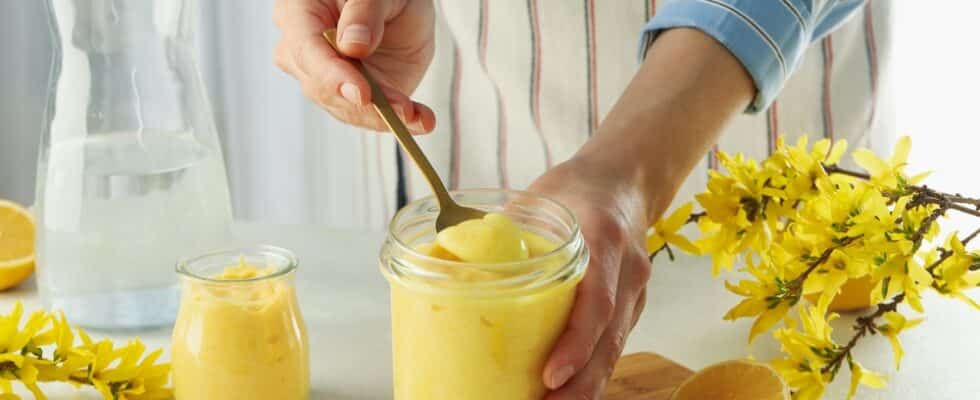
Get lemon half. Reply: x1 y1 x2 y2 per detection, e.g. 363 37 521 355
0 199 35 290
671 359 790 400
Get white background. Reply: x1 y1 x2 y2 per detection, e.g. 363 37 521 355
896 1 980 234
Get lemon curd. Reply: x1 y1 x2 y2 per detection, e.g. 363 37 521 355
382 192 588 400
172 247 309 400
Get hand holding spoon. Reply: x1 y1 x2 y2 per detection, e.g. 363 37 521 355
322 29 485 232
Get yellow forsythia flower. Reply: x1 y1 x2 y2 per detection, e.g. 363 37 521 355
0 303 171 400
933 234 980 310
847 359 886 399
852 136 929 192
649 134 979 400
723 256 793 343
770 304 838 400
877 311 923 369
777 136 849 200
647 202 700 255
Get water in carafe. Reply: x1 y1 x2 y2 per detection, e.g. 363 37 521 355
36 0 233 329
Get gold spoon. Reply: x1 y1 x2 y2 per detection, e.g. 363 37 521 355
323 29 485 232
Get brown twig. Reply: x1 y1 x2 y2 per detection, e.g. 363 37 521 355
912 206 947 248
919 189 980 218
925 226 980 274
649 244 667 263
788 236 860 296
943 203 980 218
821 293 905 376
823 164 980 218
946 193 980 208
822 164 871 181
648 212 706 263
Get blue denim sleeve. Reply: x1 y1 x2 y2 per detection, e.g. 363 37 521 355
639 0 866 113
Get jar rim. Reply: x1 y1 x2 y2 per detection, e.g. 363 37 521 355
384 189 587 293
176 244 298 283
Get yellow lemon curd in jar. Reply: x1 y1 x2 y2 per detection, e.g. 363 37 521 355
172 261 309 400
391 213 582 400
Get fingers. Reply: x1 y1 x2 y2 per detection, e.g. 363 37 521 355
300 77 433 133
335 0 391 58
272 0 435 133
274 2 374 106
631 287 647 331
413 101 437 133
542 237 622 390
543 276 640 400
545 247 652 400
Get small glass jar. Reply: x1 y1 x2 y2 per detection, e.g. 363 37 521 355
172 246 309 400
380 190 589 400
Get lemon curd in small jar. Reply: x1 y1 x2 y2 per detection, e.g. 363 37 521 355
172 246 309 400
380 190 589 400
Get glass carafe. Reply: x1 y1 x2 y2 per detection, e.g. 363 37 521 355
35 0 233 329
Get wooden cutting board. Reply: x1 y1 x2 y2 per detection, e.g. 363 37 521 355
603 352 694 400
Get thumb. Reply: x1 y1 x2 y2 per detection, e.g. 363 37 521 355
336 0 389 59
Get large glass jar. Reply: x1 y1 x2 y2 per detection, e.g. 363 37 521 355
380 190 589 400
36 0 233 329
172 246 309 400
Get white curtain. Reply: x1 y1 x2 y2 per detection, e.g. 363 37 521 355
0 0 52 207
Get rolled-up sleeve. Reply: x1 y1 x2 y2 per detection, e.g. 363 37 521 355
640 0 866 113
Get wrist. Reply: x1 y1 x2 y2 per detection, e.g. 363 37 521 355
569 146 677 227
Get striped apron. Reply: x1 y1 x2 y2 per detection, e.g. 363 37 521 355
356 0 893 225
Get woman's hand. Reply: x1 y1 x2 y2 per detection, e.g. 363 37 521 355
528 157 654 400
273 0 437 133
530 28 756 399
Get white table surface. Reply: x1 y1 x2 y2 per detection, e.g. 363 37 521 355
4 223 978 399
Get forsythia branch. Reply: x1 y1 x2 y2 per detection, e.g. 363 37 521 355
821 294 905 376
0 303 173 400
823 163 980 218
647 136 980 399
790 237 860 296
926 226 980 274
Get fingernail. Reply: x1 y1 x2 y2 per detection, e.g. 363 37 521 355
341 24 372 45
413 120 427 132
550 365 575 389
340 83 362 105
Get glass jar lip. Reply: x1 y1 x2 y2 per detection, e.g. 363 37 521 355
176 244 298 283
388 188 582 270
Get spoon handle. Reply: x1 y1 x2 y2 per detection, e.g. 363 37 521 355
322 30 454 209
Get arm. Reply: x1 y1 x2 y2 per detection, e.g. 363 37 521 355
531 29 753 400
534 2 870 399
642 0 868 112
576 27 755 224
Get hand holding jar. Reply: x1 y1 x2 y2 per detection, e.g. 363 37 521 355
380 190 589 399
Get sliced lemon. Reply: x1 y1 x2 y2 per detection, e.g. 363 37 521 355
671 359 789 400
0 199 35 290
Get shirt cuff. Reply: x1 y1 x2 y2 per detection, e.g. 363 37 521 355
639 0 808 113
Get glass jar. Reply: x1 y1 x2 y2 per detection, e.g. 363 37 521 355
380 190 589 400
172 246 309 400
36 0 233 329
